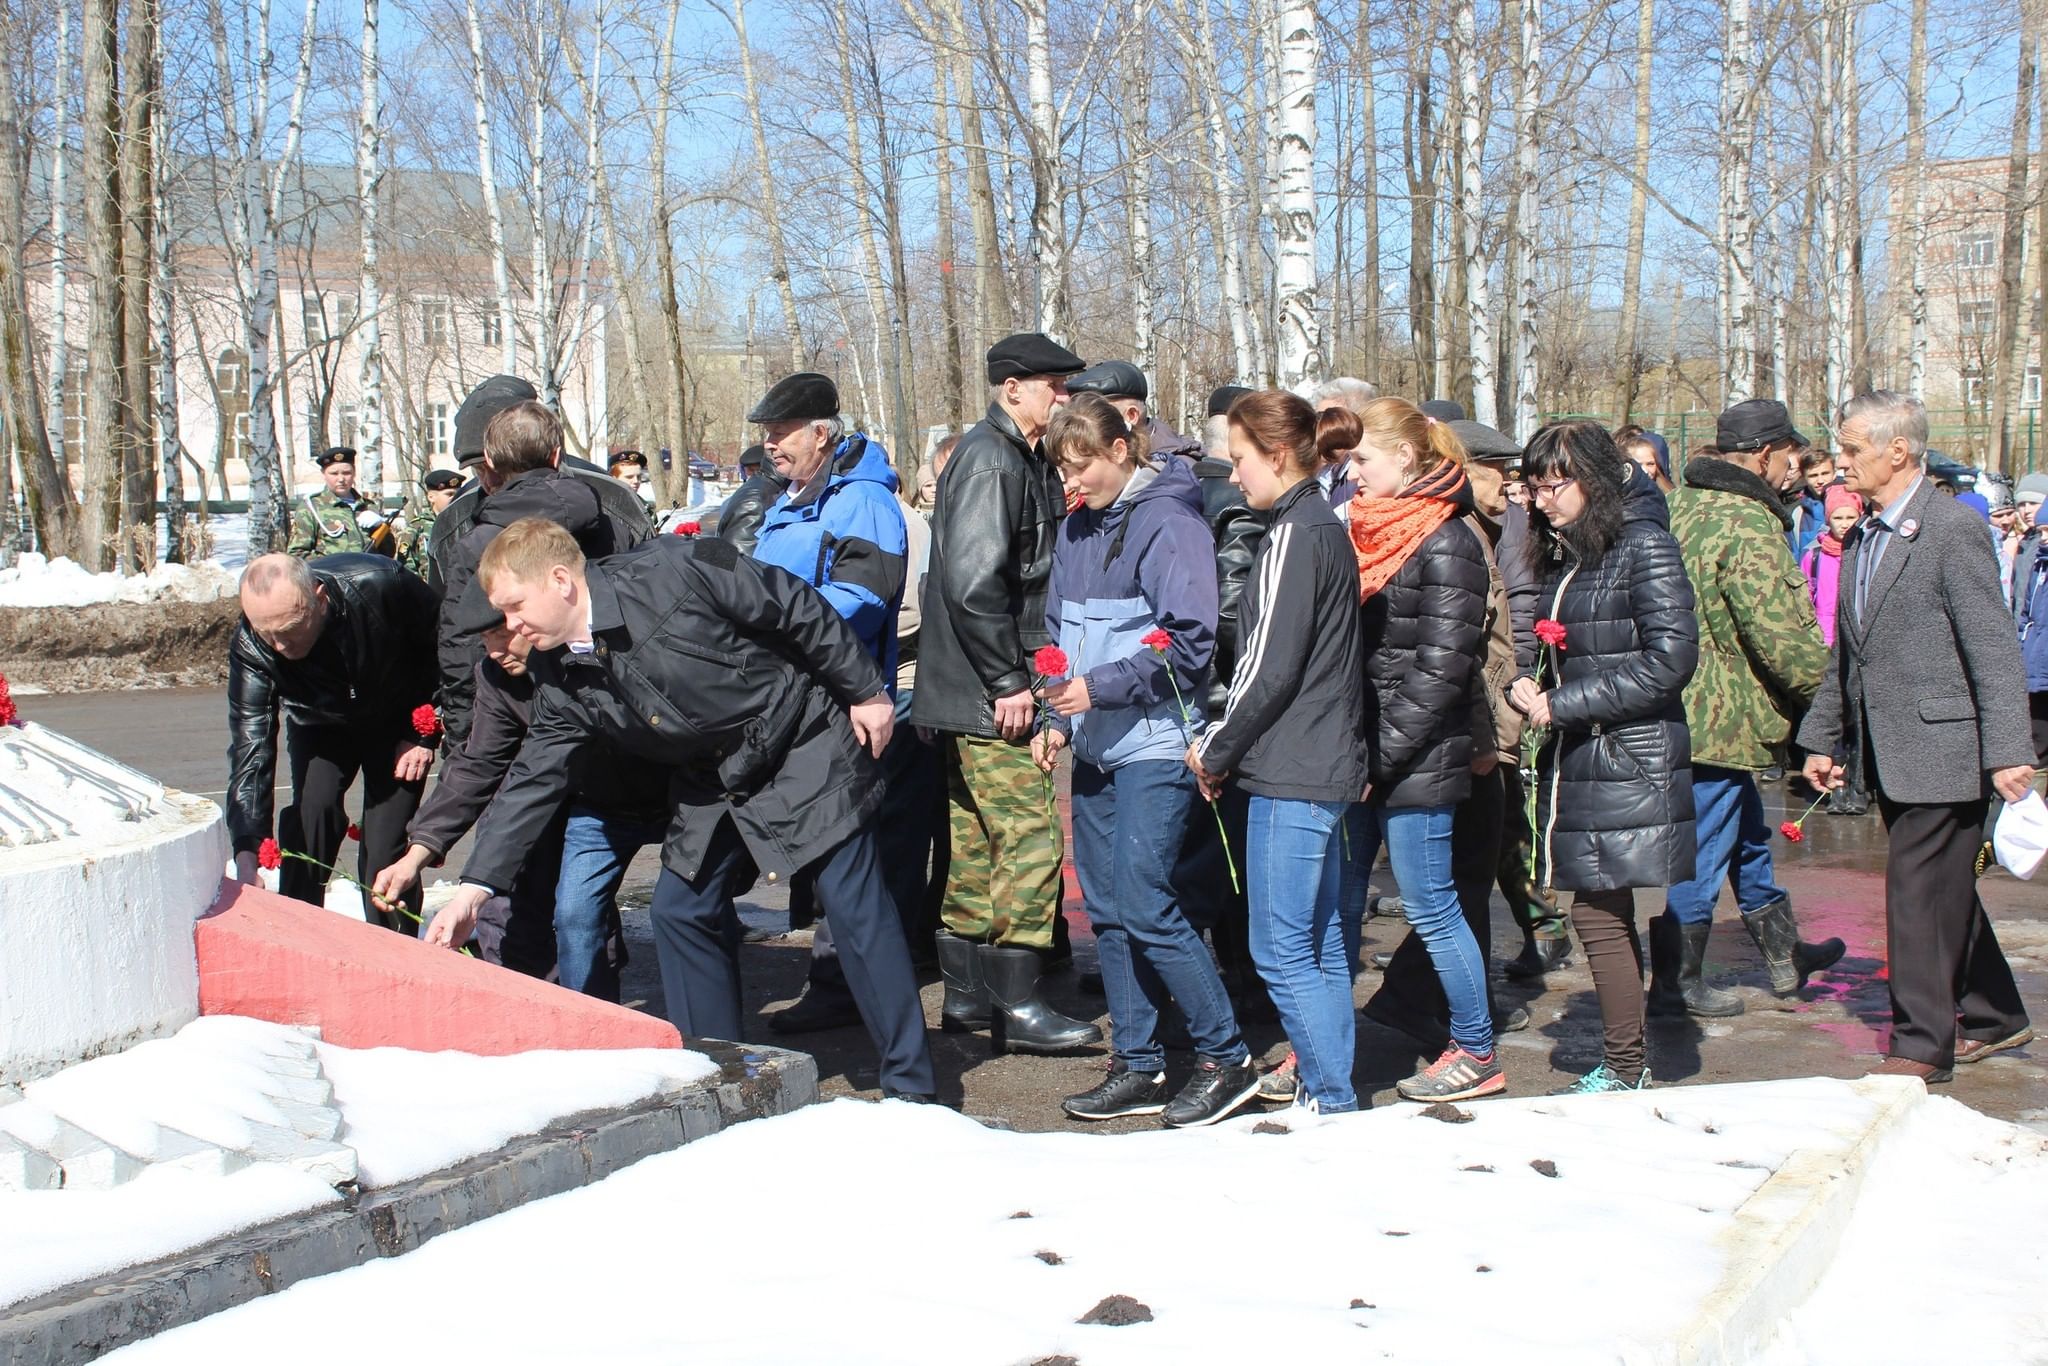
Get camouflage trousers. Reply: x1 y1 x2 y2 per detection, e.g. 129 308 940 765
941 734 1063 947
1497 763 1567 938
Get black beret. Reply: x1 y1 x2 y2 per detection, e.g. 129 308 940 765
986 332 1085 384
1206 384 1253 417
1419 400 1467 423
747 372 839 424
314 445 356 468
454 374 539 462
448 577 505 638
608 448 648 470
1450 420 1521 461
1068 360 1147 402
737 443 767 472
1716 398 1806 452
422 467 465 492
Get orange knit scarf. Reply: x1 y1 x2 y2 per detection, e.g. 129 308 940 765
1349 462 1466 601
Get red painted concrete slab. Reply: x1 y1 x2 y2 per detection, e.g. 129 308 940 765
196 880 684 1054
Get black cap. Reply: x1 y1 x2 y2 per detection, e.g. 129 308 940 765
422 467 464 492
1450 420 1521 461
1716 398 1806 452
738 443 767 472
1206 384 1253 417
986 332 1085 384
747 372 839 424
454 375 540 465
1419 400 1467 423
1067 360 1148 402
314 445 356 469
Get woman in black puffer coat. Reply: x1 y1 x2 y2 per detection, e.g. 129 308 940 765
1329 399 1502 1104
1511 420 1698 1094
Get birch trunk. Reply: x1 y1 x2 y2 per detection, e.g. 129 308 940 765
1509 0 1540 439
1270 0 1321 391
249 0 321 531
1404 63 1438 398
1024 0 1067 338
651 0 691 502
119 0 156 569
942 0 1011 337
1357 0 1380 383
153 8 187 562
931 49 966 419
1992 35 2038 475
2035 26 2048 468
1845 7 1868 395
733 0 805 369
1905 0 1928 398
563 28 654 446
1183 0 1255 380
1451 0 1494 424
527 0 557 410
832 0 904 456
80 0 127 571
557 8 600 442
356 0 386 502
48 2 72 477
1615 0 1653 421
1721 0 1757 403
1820 0 1849 421
1125 0 1155 383
464 0 516 373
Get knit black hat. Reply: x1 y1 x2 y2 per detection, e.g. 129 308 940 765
986 333 1085 384
1206 385 1253 418
747 372 839 424
1716 398 1807 453
1068 360 1148 402
422 467 464 492
314 445 356 469
454 375 539 465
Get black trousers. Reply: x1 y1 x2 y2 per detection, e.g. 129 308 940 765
1368 766 1505 1032
468 801 567 981
277 723 425 932
1875 790 2031 1068
648 814 935 1097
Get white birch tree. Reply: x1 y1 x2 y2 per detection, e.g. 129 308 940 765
47 1 71 474
1905 0 1928 399
1270 0 1321 390
1509 0 1540 440
1451 0 1494 424
464 0 517 374
1721 0 1758 403
356 0 386 494
527 0 557 410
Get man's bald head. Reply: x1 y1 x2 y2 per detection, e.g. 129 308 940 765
240 554 327 659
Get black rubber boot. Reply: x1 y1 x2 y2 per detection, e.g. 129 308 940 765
979 944 1103 1055
1647 914 1687 1017
1503 930 1571 980
936 932 992 1033
1741 896 1845 996
1675 920 1744 1017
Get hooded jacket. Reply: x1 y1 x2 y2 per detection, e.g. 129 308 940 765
911 403 1065 736
1524 466 1700 892
2017 536 2048 693
1667 457 1827 771
1044 454 1219 769
225 554 440 854
1195 478 1369 802
751 434 907 684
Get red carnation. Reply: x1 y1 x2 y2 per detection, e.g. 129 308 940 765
1534 619 1568 650
257 838 283 870
672 521 703 537
412 704 442 740
1032 646 1069 679
346 823 363 842
1778 821 1804 844
0 673 16 728
1141 629 1172 653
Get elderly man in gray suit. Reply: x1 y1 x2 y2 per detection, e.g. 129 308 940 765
1800 391 2036 1082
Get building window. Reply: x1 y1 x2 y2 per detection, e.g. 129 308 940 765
1959 300 1998 337
215 348 251 457
335 293 359 333
2028 366 2043 409
1960 231 1997 269
480 307 503 349
420 299 452 350
61 358 86 452
339 403 360 448
420 401 451 457
302 296 327 345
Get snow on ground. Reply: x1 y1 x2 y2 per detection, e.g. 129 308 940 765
98 1078 1960 1366
0 552 237 608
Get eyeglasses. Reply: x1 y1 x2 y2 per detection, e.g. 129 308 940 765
1528 478 1577 500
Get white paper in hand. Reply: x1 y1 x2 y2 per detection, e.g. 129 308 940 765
1992 790 2048 880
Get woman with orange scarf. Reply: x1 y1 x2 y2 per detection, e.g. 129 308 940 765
1332 398 1504 1103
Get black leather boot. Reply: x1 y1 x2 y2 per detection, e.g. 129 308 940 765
1646 914 1688 1017
979 944 1103 1055
936 932 991 1033
1741 896 1845 996
1675 920 1744 1016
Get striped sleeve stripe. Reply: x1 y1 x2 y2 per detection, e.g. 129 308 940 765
1200 521 1292 761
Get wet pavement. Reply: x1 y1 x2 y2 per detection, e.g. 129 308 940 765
27 685 2048 1134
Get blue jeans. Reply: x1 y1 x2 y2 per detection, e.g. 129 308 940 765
1071 759 1246 1072
556 806 667 1000
1665 766 1787 925
1246 796 1356 1112
1343 802 1493 1055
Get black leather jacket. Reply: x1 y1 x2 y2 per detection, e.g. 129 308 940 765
910 403 1063 736
1195 453 1270 714
462 536 888 889
225 554 440 854
715 471 791 556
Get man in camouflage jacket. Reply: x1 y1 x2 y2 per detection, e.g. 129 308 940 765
287 447 396 559
1659 398 1843 1017
400 467 465 577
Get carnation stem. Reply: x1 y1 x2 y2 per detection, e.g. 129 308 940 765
277 846 474 957
1160 663 1240 894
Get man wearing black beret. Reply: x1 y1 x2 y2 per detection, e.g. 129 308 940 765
400 467 467 578
911 332 1102 1053
1068 359 1205 472
287 446 392 559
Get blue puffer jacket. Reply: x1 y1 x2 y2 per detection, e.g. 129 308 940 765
752 434 908 686
2017 534 2048 693
1044 455 1219 768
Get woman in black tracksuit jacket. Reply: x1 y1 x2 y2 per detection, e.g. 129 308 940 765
1189 391 1369 1114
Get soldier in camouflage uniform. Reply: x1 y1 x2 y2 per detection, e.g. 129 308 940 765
287 447 396 560
1660 398 1844 1017
400 467 465 577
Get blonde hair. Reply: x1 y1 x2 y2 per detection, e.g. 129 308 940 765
1355 397 1469 477
478 516 584 592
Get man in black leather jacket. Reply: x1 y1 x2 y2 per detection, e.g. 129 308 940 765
713 444 788 555
426 519 936 1100
226 552 440 931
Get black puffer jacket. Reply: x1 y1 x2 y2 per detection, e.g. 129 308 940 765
1526 469 1700 892
1361 480 1488 809
910 403 1064 736
225 554 439 854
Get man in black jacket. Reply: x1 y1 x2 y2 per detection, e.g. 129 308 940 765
909 332 1102 1054
714 444 788 555
227 552 439 931
426 519 936 1099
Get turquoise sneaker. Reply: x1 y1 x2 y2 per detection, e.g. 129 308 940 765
1552 1064 1653 1095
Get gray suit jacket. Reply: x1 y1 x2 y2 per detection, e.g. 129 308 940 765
1798 478 2032 804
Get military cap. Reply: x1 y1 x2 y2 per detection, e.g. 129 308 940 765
986 332 1085 384
422 467 464 492
608 448 648 470
1206 384 1253 417
1450 420 1521 461
314 445 356 468
1068 360 1148 402
1716 398 1806 453
747 372 840 424
454 374 540 465
1420 399 1467 424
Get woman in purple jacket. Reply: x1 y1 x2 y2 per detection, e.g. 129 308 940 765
1034 393 1255 1129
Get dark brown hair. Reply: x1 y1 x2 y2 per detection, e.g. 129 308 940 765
1522 419 1628 571
1227 390 1319 477
484 401 563 476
